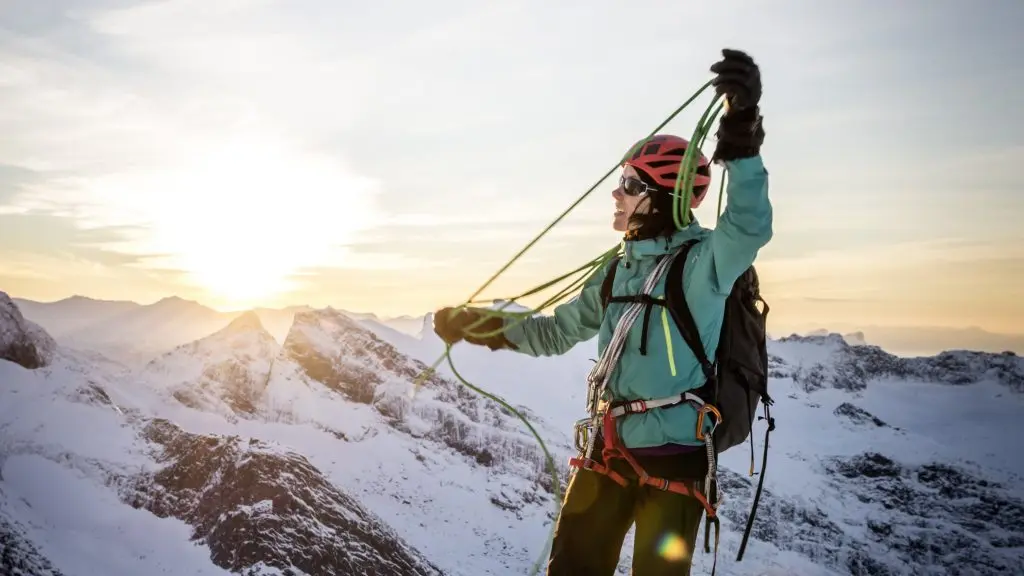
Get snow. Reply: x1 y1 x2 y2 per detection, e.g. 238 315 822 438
3 454 229 576
2 292 1023 575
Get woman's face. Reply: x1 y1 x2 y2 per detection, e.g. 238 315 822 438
612 164 652 232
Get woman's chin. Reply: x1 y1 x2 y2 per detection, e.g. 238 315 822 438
612 214 628 232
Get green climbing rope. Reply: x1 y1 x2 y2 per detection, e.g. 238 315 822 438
412 78 728 575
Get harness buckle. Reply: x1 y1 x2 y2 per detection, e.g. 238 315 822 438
627 399 648 414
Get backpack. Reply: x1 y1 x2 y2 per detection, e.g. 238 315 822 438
599 239 775 561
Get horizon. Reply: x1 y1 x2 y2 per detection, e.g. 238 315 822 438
10 290 1024 359
2 1 1022 344
11 290 1024 336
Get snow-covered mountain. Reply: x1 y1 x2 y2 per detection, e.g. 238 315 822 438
12 295 425 367
142 311 282 419
1 292 564 575
2 290 1023 575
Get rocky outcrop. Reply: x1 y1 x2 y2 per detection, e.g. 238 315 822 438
904 350 1023 393
833 402 889 428
0 292 56 369
822 452 1024 574
713 451 1024 576
121 419 443 576
281 308 558 481
774 333 1023 393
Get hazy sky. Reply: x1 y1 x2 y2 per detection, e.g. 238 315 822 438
1 0 1022 337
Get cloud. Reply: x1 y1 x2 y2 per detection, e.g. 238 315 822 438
0 164 43 205
0 212 166 266
0 211 194 303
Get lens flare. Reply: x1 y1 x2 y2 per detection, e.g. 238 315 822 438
657 532 690 562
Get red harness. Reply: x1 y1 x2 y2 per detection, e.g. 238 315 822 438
569 409 718 518
568 400 723 574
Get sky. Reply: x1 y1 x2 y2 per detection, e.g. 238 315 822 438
1 0 1023 340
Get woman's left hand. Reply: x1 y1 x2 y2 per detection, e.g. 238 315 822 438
710 49 762 111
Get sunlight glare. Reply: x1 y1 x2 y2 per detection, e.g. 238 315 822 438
81 133 382 309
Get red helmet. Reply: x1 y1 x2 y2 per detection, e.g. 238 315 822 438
621 134 711 207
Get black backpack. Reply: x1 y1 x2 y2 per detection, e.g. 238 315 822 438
599 239 775 561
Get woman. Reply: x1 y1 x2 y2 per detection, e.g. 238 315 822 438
432 48 772 576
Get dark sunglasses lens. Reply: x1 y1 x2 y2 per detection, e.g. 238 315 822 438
620 176 646 196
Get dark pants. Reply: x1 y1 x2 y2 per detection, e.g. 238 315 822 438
547 447 710 576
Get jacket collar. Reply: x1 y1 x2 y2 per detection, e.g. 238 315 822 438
620 217 710 266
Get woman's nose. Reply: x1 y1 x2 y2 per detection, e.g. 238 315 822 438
612 186 624 199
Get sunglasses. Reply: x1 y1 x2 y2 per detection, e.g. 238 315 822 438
619 175 655 197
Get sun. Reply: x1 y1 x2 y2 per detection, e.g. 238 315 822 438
99 133 382 310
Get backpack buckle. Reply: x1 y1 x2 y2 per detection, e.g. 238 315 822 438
696 404 723 441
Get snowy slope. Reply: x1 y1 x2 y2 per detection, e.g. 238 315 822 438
2 291 1024 575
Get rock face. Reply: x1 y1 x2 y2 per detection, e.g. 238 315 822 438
121 419 444 576
0 292 56 369
281 308 557 479
774 333 1024 393
712 452 1024 576
823 452 1024 575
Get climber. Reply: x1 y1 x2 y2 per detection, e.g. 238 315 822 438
432 48 772 576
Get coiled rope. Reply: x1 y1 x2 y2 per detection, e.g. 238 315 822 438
413 78 727 574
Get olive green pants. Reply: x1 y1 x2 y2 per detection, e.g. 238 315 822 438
546 450 710 576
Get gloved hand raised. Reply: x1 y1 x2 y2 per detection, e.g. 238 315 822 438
432 306 515 351
711 48 761 111
709 48 765 162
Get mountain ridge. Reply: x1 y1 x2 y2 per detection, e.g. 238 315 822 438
14 293 1024 358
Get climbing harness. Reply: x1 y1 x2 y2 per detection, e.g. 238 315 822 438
569 241 724 574
413 78 731 575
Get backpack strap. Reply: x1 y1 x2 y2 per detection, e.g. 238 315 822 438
663 240 717 384
599 256 621 310
600 255 663 356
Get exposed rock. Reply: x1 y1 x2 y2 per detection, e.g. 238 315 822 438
0 496 65 576
834 402 888 427
121 419 443 576
775 334 1023 394
821 452 1024 575
282 308 559 481
0 292 56 369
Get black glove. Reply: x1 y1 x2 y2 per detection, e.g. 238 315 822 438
711 48 761 111
709 49 765 161
432 307 514 351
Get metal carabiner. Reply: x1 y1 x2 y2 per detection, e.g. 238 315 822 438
573 418 593 453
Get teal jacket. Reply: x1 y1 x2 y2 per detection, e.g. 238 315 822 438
503 155 773 449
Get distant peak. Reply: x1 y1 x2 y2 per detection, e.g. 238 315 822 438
780 332 851 348
487 300 532 314
156 295 192 305
225 310 266 333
